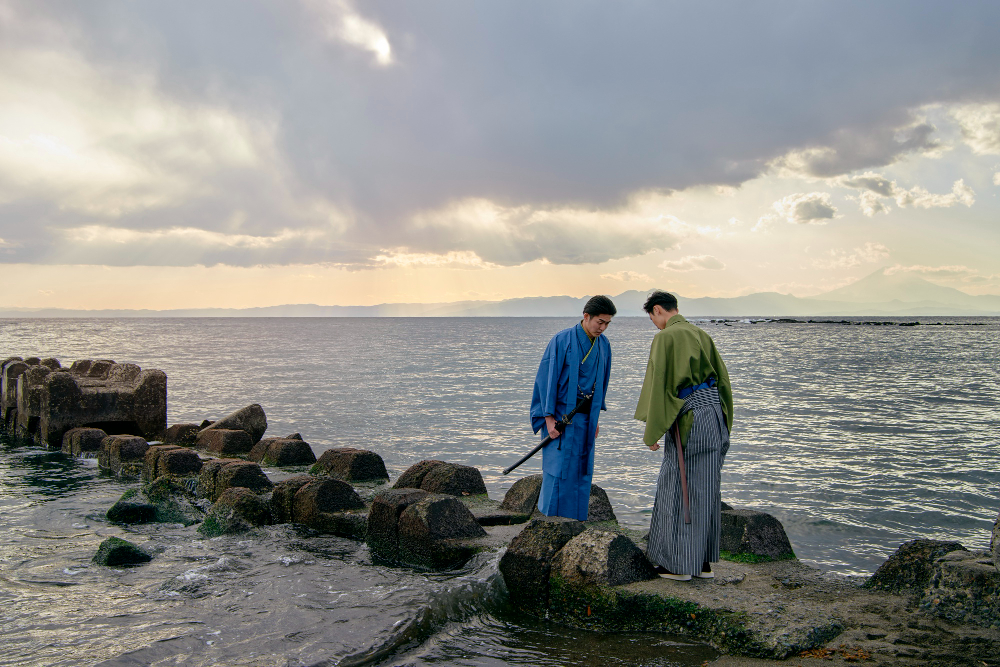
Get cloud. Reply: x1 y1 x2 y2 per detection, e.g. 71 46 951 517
659 255 725 272
951 104 1000 155
302 0 393 65
756 193 839 231
372 250 493 268
601 270 651 282
838 172 975 213
812 242 890 268
993 172 1000 186
885 263 976 278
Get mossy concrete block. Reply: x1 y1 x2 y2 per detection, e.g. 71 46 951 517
720 509 795 561
196 458 242 500
393 459 447 489
107 478 203 526
991 510 1000 573
311 447 388 482
394 460 487 497
293 477 364 522
215 461 273 498
500 474 542 514
397 494 487 569
92 536 152 566
587 484 617 522
865 538 967 593
198 403 267 445
920 550 1000 628
499 516 585 610
270 474 314 524
198 486 271 536
197 428 253 456
106 488 157 524
249 437 317 467
98 435 149 477
163 423 201 445
61 427 107 455
367 488 431 562
550 527 657 588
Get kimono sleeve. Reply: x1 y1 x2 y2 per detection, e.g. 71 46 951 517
530 334 566 434
600 341 611 411
711 340 734 432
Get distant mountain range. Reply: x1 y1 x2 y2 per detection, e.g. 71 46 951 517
2 268 998 317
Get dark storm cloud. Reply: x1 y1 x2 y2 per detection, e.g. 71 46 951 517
1 0 999 266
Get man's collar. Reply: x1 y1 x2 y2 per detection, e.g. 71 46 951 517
578 321 596 342
665 313 686 327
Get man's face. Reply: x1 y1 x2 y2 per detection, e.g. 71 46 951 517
582 313 613 337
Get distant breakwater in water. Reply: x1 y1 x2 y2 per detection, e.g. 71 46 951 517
0 316 997 665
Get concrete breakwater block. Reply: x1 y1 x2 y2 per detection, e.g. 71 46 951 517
61 427 107 455
196 428 253 456
499 516 586 610
720 508 795 560
499 475 617 523
550 528 658 588
163 423 201 445
865 538 967 593
14 358 166 447
198 403 267 445
367 488 486 568
311 447 388 482
197 459 272 502
98 435 149 478
143 445 202 481
992 510 1000 572
269 475 367 538
393 460 487 497
249 437 317 467
198 487 272 536
920 549 1000 628
92 536 152 567
107 476 205 526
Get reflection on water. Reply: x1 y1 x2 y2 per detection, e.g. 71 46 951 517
0 316 997 665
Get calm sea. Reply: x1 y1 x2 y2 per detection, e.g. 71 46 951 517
0 317 997 666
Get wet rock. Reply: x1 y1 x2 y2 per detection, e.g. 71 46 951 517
199 419 214 429
550 528 657 588
16 364 51 437
920 549 1000 627
311 447 388 482
196 458 243 501
499 516 586 610
991 510 1000 572
92 536 152 566
215 461 273 499
249 437 317 467
198 403 267 445
196 428 253 456
270 475 315 524
460 495 531 527
397 494 488 568
61 427 107 455
367 488 432 562
198 487 272 536
1 359 30 426
68 359 91 374
35 361 167 447
40 357 61 370
588 484 617 522
720 508 795 561
292 477 365 524
142 445 202 481
285 432 303 440
394 460 487 497
106 488 158 524
500 474 542 514
98 435 149 477
163 423 201 445
865 538 968 593
107 477 204 526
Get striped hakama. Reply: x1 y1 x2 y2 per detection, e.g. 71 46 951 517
646 386 730 575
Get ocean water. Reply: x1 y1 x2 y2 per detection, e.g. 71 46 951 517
0 316 997 666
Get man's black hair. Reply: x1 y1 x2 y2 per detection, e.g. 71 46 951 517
583 295 617 317
643 290 678 314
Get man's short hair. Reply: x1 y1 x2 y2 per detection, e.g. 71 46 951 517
643 290 678 314
583 295 617 317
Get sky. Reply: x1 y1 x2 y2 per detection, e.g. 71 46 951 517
1 0 999 310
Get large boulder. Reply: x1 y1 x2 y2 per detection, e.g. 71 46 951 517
98 435 149 477
198 487 272 536
500 474 543 514
197 459 272 501
198 403 267 445
588 484 617 522
396 494 487 568
163 423 201 445
249 437 317 467
394 460 487 497
367 488 431 562
311 447 389 482
550 528 657 588
142 445 202 481
499 516 586 610
196 428 253 456
61 427 107 456
92 536 152 566
920 549 1000 628
720 509 795 560
865 539 968 592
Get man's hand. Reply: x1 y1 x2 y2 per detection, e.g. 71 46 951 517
545 415 560 440
595 424 600 438
648 442 660 451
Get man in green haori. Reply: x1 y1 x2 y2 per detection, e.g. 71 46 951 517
634 290 733 581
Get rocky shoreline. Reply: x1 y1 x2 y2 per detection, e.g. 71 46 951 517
3 354 999 664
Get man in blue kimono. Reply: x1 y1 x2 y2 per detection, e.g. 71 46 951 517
529 295 615 520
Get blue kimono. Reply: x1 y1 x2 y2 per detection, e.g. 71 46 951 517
529 322 612 520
